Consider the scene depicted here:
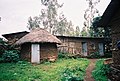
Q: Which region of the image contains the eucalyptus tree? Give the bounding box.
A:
[27,0,75,36]
[75,26,80,36]
[83,0,100,36]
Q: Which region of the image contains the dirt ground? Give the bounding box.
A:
[84,59,97,81]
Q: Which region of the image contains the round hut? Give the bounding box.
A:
[15,28,61,63]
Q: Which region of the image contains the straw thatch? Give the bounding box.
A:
[15,28,61,45]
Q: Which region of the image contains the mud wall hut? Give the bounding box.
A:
[15,28,61,63]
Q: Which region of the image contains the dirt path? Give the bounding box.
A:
[84,59,97,81]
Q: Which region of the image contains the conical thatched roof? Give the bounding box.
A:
[15,28,61,45]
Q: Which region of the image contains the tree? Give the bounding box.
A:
[27,0,63,34]
[90,16,105,37]
[83,0,100,36]
[27,0,76,36]
[27,16,40,30]
[0,17,1,21]
[54,13,67,36]
[81,27,87,37]
[75,26,80,36]
[66,21,75,36]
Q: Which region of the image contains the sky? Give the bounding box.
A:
[0,0,111,37]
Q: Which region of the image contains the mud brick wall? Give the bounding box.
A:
[40,43,58,60]
[57,36,104,57]
[21,43,31,61]
[20,43,58,62]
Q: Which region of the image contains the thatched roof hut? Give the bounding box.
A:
[15,28,61,45]
[15,28,61,63]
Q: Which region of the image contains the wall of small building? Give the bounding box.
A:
[109,8,120,65]
[20,43,58,62]
[40,43,58,61]
[21,43,31,61]
[57,36,104,57]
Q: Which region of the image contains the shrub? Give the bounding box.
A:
[0,38,8,57]
[2,50,20,62]
[58,52,69,59]
[92,59,111,81]
[104,52,112,58]
[89,52,101,58]
[61,67,84,81]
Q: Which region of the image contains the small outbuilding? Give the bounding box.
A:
[15,28,61,63]
[2,31,29,45]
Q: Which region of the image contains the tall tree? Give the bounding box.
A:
[75,26,80,36]
[83,0,100,36]
[0,17,1,21]
[27,0,63,34]
[66,21,75,36]
[27,0,75,36]
[55,13,68,35]
[92,16,105,37]
[81,27,87,37]
[27,16,41,30]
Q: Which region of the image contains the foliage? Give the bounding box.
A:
[27,0,63,34]
[58,52,80,59]
[27,0,76,36]
[58,52,73,59]
[89,52,101,58]
[27,16,40,30]
[75,26,80,36]
[104,52,112,58]
[56,13,67,35]
[90,16,105,37]
[58,52,66,59]
[2,50,19,63]
[0,38,20,63]
[81,27,87,37]
[92,59,111,81]
[61,65,84,81]
[89,51,112,58]
[82,0,100,36]
[0,58,89,81]
[0,38,8,56]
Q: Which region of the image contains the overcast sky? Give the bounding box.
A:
[0,0,111,37]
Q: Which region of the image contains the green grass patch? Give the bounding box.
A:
[92,59,111,81]
[0,58,89,81]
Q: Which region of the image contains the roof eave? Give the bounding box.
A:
[98,0,120,27]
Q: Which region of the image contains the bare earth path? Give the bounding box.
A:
[84,59,97,81]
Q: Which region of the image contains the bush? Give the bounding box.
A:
[58,52,69,59]
[104,52,112,58]
[0,38,7,57]
[92,59,111,81]
[89,52,101,58]
[61,67,84,81]
[2,50,20,62]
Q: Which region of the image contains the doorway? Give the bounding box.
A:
[31,44,40,63]
[82,42,87,56]
[98,43,104,56]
